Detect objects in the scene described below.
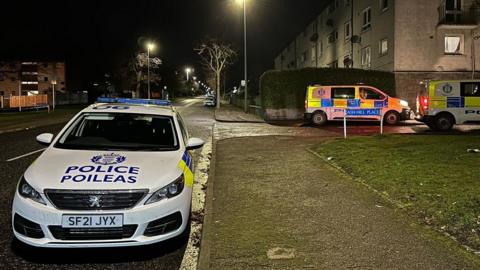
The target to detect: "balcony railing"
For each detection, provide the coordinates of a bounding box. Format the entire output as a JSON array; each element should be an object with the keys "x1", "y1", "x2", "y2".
[{"x1": 438, "y1": 0, "x2": 480, "y2": 25}]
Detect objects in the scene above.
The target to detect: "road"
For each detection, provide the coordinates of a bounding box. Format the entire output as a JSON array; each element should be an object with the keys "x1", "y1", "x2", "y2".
[{"x1": 0, "y1": 97, "x2": 214, "y2": 270}]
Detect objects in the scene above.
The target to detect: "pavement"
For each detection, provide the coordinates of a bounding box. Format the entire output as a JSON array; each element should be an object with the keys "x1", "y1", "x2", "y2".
[
  {"x1": 198, "y1": 135, "x2": 480, "y2": 270},
  {"x1": 214, "y1": 104, "x2": 264, "y2": 123},
  {"x1": 0, "y1": 97, "x2": 214, "y2": 270}
]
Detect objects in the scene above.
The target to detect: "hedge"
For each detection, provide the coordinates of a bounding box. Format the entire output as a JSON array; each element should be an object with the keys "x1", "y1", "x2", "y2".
[{"x1": 259, "y1": 68, "x2": 395, "y2": 109}]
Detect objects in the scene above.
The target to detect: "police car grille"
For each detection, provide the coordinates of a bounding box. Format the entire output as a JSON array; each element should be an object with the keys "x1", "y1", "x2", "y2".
[
  {"x1": 49, "y1": 225, "x2": 137, "y2": 240},
  {"x1": 44, "y1": 190, "x2": 148, "y2": 210}
]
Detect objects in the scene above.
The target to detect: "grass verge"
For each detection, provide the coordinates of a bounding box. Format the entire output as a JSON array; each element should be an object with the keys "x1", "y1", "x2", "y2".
[
  {"x1": 312, "y1": 135, "x2": 480, "y2": 251},
  {"x1": 0, "y1": 105, "x2": 85, "y2": 132}
]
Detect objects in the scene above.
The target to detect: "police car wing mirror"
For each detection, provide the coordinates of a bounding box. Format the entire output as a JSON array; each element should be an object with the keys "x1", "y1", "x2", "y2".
[
  {"x1": 186, "y1": 138, "x2": 205, "y2": 151},
  {"x1": 36, "y1": 133, "x2": 54, "y2": 146}
]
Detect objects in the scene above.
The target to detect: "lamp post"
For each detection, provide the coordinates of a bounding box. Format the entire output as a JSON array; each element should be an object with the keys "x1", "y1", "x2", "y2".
[
  {"x1": 237, "y1": 0, "x2": 248, "y2": 112},
  {"x1": 185, "y1": 67, "x2": 192, "y2": 82},
  {"x1": 146, "y1": 42, "x2": 155, "y2": 99},
  {"x1": 51, "y1": 79, "x2": 57, "y2": 110}
]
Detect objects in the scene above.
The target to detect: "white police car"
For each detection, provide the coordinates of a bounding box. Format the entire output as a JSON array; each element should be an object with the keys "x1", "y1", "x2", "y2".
[{"x1": 12, "y1": 98, "x2": 204, "y2": 248}]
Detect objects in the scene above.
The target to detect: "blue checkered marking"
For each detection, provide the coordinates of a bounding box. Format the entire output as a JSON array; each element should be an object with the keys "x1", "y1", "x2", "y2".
[
  {"x1": 182, "y1": 152, "x2": 193, "y2": 170},
  {"x1": 321, "y1": 99, "x2": 333, "y2": 107},
  {"x1": 347, "y1": 99, "x2": 361, "y2": 107},
  {"x1": 374, "y1": 100, "x2": 388, "y2": 108},
  {"x1": 447, "y1": 97, "x2": 464, "y2": 108}
]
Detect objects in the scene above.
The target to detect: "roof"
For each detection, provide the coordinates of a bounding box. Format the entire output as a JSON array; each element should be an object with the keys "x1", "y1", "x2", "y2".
[{"x1": 81, "y1": 103, "x2": 176, "y2": 117}]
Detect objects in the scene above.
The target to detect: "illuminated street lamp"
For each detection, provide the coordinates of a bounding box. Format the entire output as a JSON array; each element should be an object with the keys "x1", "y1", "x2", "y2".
[
  {"x1": 146, "y1": 42, "x2": 156, "y2": 99},
  {"x1": 185, "y1": 67, "x2": 193, "y2": 81},
  {"x1": 51, "y1": 79, "x2": 57, "y2": 110},
  {"x1": 236, "y1": 0, "x2": 248, "y2": 112}
]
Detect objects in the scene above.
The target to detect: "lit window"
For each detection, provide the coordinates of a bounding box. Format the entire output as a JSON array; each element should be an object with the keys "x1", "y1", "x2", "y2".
[
  {"x1": 445, "y1": 35, "x2": 463, "y2": 54},
  {"x1": 311, "y1": 46, "x2": 316, "y2": 61},
  {"x1": 361, "y1": 47, "x2": 371, "y2": 68},
  {"x1": 379, "y1": 39, "x2": 388, "y2": 56}
]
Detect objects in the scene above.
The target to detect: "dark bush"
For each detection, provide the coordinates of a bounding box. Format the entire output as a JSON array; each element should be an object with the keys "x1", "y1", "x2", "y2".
[{"x1": 260, "y1": 68, "x2": 395, "y2": 109}]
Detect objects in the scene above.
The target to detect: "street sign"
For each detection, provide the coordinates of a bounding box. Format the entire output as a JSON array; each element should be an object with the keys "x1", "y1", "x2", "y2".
[{"x1": 346, "y1": 109, "x2": 381, "y2": 116}]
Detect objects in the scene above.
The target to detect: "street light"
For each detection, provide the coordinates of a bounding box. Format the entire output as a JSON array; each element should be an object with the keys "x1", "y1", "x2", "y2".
[
  {"x1": 185, "y1": 67, "x2": 193, "y2": 81},
  {"x1": 236, "y1": 0, "x2": 248, "y2": 112},
  {"x1": 51, "y1": 79, "x2": 57, "y2": 110},
  {"x1": 146, "y1": 42, "x2": 156, "y2": 99}
]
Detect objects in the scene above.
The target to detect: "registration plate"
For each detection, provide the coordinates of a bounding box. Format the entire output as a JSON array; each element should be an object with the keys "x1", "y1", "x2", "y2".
[{"x1": 62, "y1": 214, "x2": 123, "y2": 228}]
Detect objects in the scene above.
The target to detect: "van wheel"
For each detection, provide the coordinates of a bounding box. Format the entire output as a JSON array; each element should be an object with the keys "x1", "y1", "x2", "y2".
[
  {"x1": 434, "y1": 114, "x2": 454, "y2": 131},
  {"x1": 312, "y1": 111, "x2": 327, "y2": 126},
  {"x1": 384, "y1": 111, "x2": 400, "y2": 125}
]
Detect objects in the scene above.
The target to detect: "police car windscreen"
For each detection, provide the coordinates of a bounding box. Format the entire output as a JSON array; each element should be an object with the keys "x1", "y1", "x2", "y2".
[{"x1": 55, "y1": 113, "x2": 179, "y2": 151}]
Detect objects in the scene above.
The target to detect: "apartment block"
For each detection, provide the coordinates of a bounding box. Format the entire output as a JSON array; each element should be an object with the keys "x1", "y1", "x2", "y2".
[
  {"x1": 0, "y1": 61, "x2": 66, "y2": 97},
  {"x1": 274, "y1": 0, "x2": 480, "y2": 107}
]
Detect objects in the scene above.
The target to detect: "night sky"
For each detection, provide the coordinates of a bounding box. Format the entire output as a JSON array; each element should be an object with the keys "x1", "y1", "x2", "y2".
[{"x1": 0, "y1": 0, "x2": 327, "y2": 91}]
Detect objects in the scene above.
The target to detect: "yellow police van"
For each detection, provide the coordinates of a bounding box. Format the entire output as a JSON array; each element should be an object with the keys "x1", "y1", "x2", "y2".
[
  {"x1": 305, "y1": 85, "x2": 410, "y2": 126},
  {"x1": 416, "y1": 80, "x2": 480, "y2": 131}
]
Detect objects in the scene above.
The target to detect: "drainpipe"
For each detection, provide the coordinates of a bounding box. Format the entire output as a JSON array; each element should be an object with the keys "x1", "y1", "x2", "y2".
[
  {"x1": 473, "y1": 28, "x2": 479, "y2": 79},
  {"x1": 350, "y1": 0, "x2": 355, "y2": 67}
]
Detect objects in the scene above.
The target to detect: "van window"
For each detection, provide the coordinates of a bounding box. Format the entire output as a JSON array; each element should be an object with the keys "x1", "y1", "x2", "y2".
[
  {"x1": 461, "y1": 82, "x2": 480, "y2": 97},
  {"x1": 332, "y1": 88, "x2": 355, "y2": 99},
  {"x1": 360, "y1": 87, "x2": 385, "y2": 100}
]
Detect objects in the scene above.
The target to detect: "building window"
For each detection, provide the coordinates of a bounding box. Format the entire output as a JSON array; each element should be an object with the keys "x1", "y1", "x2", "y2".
[
  {"x1": 379, "y1": 39, "x2": 388, "y2": 56},
  {"x1": 328, "y1": 30, "x2": 338, "y2": 44},
  {"x1": 380, "y1": 0, "x2": 388, "y2": 11},
  {"x1": 344, "y1": 55, "x2": 353, "y2": 68},
  {"x1": 311, "y1": 46, "x2": 317, "y2": 61},
  {"x1": 318, "y1": 41, "x2": 323, "y2": 58},
  {"x1": 445, "y1": 35, "x2": 463, "y2": 54},
  {"x1": 361, "y1": 46, "x2": 371, "y2": 68},
  {"x1": 344, "y1": 21, "x2": 352, "y2": 41},
  {"x1": 0, "y1": 91, "x2": 4, "y2": 96},
  {"x1": 362, "y1": 7, "x2": 372, "y2": 31},
  {"x1": 43, "y1": 63, "x2": 48, "y2": 68},
  {"x1": 345, "y1": 0, "x2": 351, "y2": 7},
  {"x1": 44, "y1": 77, "x2": 49, "y2": 82},
  {"x1": 301, "y1": 51, "x2": 307, "y2": 63}
]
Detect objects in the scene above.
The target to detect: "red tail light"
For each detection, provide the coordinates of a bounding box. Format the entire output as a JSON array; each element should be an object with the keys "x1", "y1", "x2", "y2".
[{"x1": 418, "y1": 96, "x2": 429, "y2": 114}]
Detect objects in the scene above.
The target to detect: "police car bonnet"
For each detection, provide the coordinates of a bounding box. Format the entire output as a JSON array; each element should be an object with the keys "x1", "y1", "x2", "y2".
[{"x1": 24, "y1": 149, "x2": 184, "y2": 191}]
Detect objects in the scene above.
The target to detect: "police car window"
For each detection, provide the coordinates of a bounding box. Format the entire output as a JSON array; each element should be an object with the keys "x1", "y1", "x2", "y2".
[
  {"x1": 360, "y1": 87, "x2": 385, "y2": 100},
  {"x1": 55, "y1": 113, "x2": 179, "y2": 151},
  {"x1": 332, "y1": 88, "x2": 355, "y2": 99},
  {"x1": 177, "y1": 114, "x2": 189, "y2": 144},
  {"x1": 461, "y1": 83, "x2": 480, "y2": 97}
]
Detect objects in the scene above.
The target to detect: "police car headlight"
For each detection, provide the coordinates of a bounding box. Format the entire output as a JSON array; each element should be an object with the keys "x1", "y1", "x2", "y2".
[
  {"x1": 400, "y1": 100, "x2": 409, "y2": 107},
  {"x1": 145, "y1": 174, "x2": 185, "y2": 205},
  {"x1": 18, "y1": 176, "x2": 46, "y2": 205}
]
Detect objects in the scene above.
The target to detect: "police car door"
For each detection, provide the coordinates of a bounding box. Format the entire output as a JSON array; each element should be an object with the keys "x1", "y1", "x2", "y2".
[
  {"x1": 462, "y1": 81, "x2": 480, "y2": 123},
  {"x1": 359, "y1": 87, "x2": 386, "y2": 119}
]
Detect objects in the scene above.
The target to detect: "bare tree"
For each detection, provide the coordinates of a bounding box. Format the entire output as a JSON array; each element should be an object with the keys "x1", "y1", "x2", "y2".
[
  {"x1": 129, "y1": 53, "x2": 162, "y2": 98},
  {"x1": 195, "y1": 38, "x2": 237, "y2": 108}
]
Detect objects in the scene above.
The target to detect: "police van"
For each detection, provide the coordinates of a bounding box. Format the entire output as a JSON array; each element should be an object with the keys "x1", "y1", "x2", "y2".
[
  {"x1": 416, "y1": 80, "x2": 480, "y2": 131},
  {"x1": 305, "y1": 85, "x2": 410, "y2": 126},
  {"x1": 12, "y1": 98, "x2": 204, "y2": 248}
]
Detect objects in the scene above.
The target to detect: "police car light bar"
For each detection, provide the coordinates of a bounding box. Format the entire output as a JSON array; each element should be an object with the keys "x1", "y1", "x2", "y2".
[{"x1": 97, "y1": 97, "x2": 172, "y2": 106}]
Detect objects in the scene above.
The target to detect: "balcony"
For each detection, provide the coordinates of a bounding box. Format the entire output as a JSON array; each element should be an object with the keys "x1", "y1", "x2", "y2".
[{"x1": 438, "y1": 0, "x2": 479, "y2": 28}]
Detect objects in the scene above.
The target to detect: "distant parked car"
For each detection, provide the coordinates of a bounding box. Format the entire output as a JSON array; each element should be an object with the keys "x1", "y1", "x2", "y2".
[{"x1": 204, "y1": 97, "x2": 216, "y2": 107}]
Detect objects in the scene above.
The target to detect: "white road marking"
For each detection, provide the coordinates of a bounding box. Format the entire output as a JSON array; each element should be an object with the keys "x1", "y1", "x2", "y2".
[{"x1": 6, "y1": 148, "x2": 46, "y2": 162}]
